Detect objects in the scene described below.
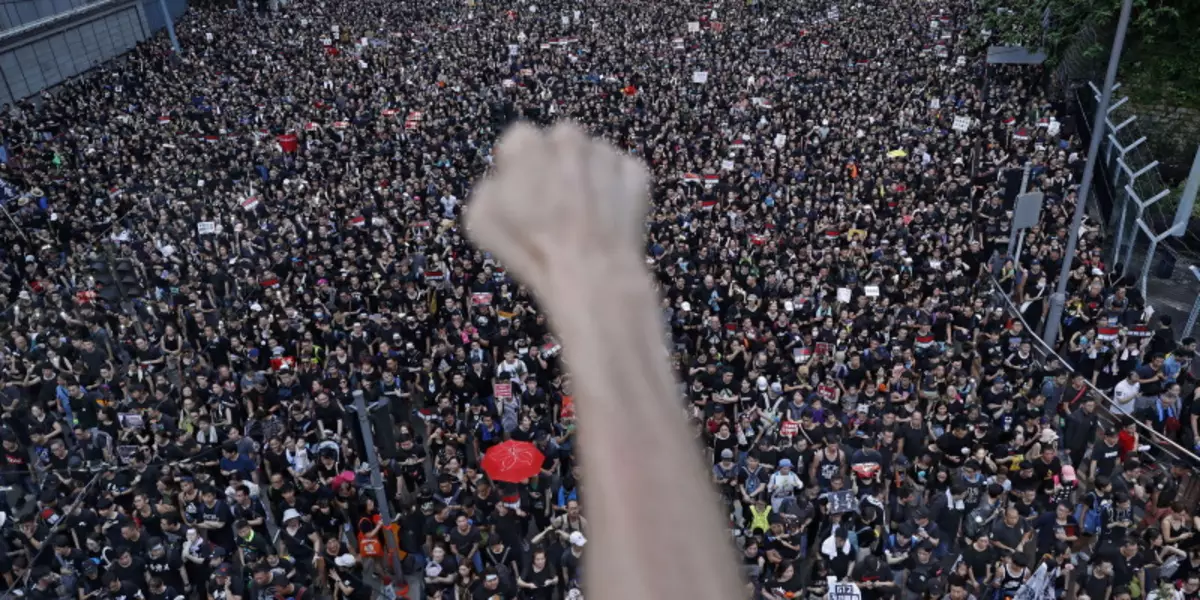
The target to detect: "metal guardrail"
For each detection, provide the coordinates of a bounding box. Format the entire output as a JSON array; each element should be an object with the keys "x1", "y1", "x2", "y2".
[{"x1": 984, "y1": 273, "x2": 1200, "y2": 466}]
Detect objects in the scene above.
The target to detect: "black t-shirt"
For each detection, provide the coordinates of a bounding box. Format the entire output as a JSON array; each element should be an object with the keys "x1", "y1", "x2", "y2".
[
  {"x1": 1032, "y1": 456, "x2": 1063, "y2": 496},
  {"x1": 1091, "y1": 440, "x2": 1121, "y2": 477},
  {"x1": 472, "y1": 584, "x2": 514, "y2": 600},
  {"x1": 447, "y1": 526, "x2": 482, "y2": 559},
  {"x1": 1076, "y1": 570, "x2": 1112, "y2": 600},
  {"x1": 961, "y1": 543, "x2": 996, "y2": 580},
  {"x1": 111, "y1": 558, "x2": 145, "y2": 589},
  {"x1": 145, "y1": 552, "x2": 184, "y2": 590},
  {"x1": 520, "y1": 564, "x2": 557, "y2": 600},
  {"x1": 1099, "y1": 544, "x2": 1145, "y2": 587}
]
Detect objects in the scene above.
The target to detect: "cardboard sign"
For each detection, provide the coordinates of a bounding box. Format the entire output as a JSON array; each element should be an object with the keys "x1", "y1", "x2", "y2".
[
  {"x1": 471, "y1": 292, "x2": 493, "y2": 306},
  {"x1": 836, "y1": 287, "x2": 852, "y2": 303},
  {"x1": 687, "y1": 21, "x2": 700, "y2": 33},
  {"x1": 493, "y1": 382, "x2": 513, "y2": 399},
  {"x1": 827, "y1": 490, "x2": 859, "y2": 514},
  {"x1": 197, "y1": 221, "x2": 216, "y2": 235},
  {"x1": 952, "y1": 115, "x2": 971, "y2": 132},
  {"x1": 780, "y1": 421, "x2": 799, "y2": 437},
  {"x1": 692, "y1": 71, "x2": 708, "y2": 84},
  {"x1": 829, "y1": 580, "x2": 863, "y2": 600},
  {"x1": 119, "y1": 412, "x2": 144, "y2": 429}
]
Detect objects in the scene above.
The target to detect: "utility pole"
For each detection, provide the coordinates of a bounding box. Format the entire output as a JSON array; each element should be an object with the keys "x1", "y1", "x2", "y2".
[
  {"x1": 1042, "y1": 0, "x2": 1134, "y2": 347},
  {"x1": 351, "y1": 390, "x2": 406, "y2": 595},
  {"x1": 159, "y1": 0, "x2": 181, "y2": 54}
]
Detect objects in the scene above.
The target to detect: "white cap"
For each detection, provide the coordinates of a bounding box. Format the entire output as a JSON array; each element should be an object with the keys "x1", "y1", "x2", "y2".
[
  {"x1": 334, "y1": 554, "x2": 356, "y2": 568},
  {"x1": 282, "y1": 508, "x2": 302, "y2": 522},
  {"x1": 756, "y1": 376, "x2": 768, "y2": 390},
  {"x1": 681, "y1": 301, "x2": 691, "y2": 312},
  {"x1": 569, "y1": 531, "x2": 588, "y2": 547}
]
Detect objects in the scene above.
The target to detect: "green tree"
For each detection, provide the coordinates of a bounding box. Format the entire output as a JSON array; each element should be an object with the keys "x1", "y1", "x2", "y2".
[{"x1": 979, "y1": 0, "x2": 1200, "y2": 109}]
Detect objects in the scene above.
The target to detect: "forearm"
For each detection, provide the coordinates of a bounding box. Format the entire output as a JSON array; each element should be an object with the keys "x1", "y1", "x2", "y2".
[{"x1": 542, "y1": 252, "x2": 743, "y2": 600}]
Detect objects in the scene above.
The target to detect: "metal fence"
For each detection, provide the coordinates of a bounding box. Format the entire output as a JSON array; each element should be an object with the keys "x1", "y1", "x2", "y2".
[
  {"x1": 985, "y1": 274, "x2": 1200, "y2": 503},
  {"x1": 1054, "y1": 17, "x2": 1200, "y2": 340}
]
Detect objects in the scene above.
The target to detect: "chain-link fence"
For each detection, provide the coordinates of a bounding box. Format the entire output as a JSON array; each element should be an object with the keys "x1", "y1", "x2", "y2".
[{"x1": 1056, "y1": 21, "x2": 1200, "y2": 340}]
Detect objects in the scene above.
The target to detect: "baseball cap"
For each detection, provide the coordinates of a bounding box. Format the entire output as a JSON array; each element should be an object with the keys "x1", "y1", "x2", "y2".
[{"x1": 569, "y1": 532, "x2": 587, "y2": 547}]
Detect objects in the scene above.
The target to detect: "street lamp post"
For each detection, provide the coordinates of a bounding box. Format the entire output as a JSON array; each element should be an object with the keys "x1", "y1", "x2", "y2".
[{"x1": 1042, "y1": 0, "x2": 1134, "y2": 347}]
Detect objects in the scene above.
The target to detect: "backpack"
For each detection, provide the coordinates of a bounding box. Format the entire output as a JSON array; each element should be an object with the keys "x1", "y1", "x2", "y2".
[
  {"x1": 964, "y1": 501, "x2": 999, "y2": 540},
  {"x1": 1074, "y1": 493, "x2": 1103, "y2": 535}
]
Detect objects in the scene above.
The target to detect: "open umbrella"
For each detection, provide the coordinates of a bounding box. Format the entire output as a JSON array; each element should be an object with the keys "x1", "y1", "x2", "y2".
[{"x1": 481, "y1": 440, "x2": 545, "y2": 483}]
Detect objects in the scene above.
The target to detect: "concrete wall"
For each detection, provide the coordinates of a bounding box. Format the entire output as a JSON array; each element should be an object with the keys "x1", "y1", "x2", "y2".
[
  {"x1": 1133, "y1": 104, "x2": 1200, "y2": 177},
  {"x1": 0, "y1": 0, "x2": 106, "y2": 32},
  {"x1": 0, "y1": 0, "x2": 186, "y2": 107}
]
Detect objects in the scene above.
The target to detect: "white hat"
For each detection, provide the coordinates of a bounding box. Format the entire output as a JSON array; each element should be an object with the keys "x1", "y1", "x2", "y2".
[
  {"x1": 681, "y1": 301, "x2": 691, "y2": 312},
  {"x1": 1039, "y1": 428, "x2": 1059, "y2": 445},
  {"x1": 282, "y1": 508, "x2": 302, "y2": 522},
  {"x1": 569, "y1": 531, "x2": 588, "y2": 547},
  {"x1": 334, "y1": 554, "x2": 356, "y2": 568},
  {"x1": 756, "y1": 376, "x2": 768, "y2": 390}
]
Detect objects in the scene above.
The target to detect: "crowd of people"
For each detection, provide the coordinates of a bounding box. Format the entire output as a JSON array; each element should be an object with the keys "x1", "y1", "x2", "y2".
[{"x1": 0, "y1": 0, "x2": 1196, "y2": 598}]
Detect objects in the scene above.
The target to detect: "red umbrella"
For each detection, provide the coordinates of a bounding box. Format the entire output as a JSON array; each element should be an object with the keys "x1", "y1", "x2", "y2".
[{"x1": 481, "y1": 440, "x2": 545, "y2": 483}]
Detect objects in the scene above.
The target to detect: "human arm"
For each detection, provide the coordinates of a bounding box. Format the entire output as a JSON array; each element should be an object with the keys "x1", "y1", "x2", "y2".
[{"x1": 465, "y1": 123, "x2": 744, "y2": 600}]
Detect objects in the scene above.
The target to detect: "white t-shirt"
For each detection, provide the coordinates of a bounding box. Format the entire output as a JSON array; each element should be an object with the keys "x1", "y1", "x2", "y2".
[{"x1": 1113, "y1": 379, "x2": 1140, "y2": 414}]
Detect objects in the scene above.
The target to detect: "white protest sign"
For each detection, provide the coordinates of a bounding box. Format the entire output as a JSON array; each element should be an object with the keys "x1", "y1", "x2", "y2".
[
  {"x1": 836, "y1": 288, "x2": 852, "y2": 303},
  {"x1": 687, "y1": 21, "x2": 700, "y2": 33},
  {"x1": 865, "y1": 285, "x2": 880, "y2": 298},
  {"x1": 692, "y1": 71, "x2": 708, "y2": 84},
  {"x1": 952, "y1": 115, "x2": 971, "y2": 132},
  {"x1": 828, "y1": 579, "x2": 863, "y2": 600},
  {"x1": 197, "y1": 222, "x2": 216, "y2": 235},
  {"x1": 929, "y1": 97, "x2": 940, "y2": 109},
  {"x1": 773, "y1": 133, "x2": 787, "y2": 149},
  {"x1": 509, "y1": 44, "x2": 519, "y2": 56},
  {"x1": 573, "y1": 10, "x2": 580, "y2": 21},
  {"x1": 206, "y1": 32, "x2": 213, "y2": 42},
  {"x1": 1047, "y1": 119, "x2": 1062, "y2": 137},
  {"x1": 561, "y1": 15, "x2": 569, "y2": 25},
  {"x1": 721, "y1": 160, "x2": 735, "y2": 171}
]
